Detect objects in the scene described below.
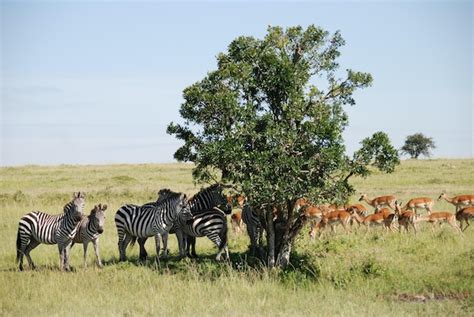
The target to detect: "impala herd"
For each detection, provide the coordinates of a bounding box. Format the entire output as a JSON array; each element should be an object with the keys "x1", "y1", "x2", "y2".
[{"x1": 229, "y1": 193, "x2": 474, "y2": 240}]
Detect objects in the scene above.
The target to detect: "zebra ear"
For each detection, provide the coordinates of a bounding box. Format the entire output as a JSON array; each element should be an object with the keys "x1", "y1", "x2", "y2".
[
  {"x1": 74, "y1": 191, "x2": 86, "y2": 199},
  {"x1": 102, "y1": 204, "x2": 108, "y2": 211}
]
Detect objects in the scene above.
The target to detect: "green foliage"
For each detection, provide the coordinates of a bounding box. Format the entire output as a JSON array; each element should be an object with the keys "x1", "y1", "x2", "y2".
[
  {"x1": 400, "y1": 133, "x2": 436, "y2": 159},
  {"x1": 168, "y1": 25, "x2": 399, "y2": 210},
  {"x1": 168, "y1": 25, "x2": 400, "y2": 266}
]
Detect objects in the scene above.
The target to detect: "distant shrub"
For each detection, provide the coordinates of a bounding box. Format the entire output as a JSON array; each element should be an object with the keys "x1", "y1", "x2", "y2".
[
  {"x1": 13, "y1": 190, "x2": 27, "y2": 203},
  {"x1": 357, "y1": 256, "x2": 387, "y2": 278}
]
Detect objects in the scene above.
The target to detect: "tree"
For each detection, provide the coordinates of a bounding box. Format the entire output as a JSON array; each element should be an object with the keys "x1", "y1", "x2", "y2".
[
  {"x1": 400, "y1": 133, "x2": 436, "y2": 159},
  {"x1": 167, "y1": 25, "x2": 399, "y2": 268}
]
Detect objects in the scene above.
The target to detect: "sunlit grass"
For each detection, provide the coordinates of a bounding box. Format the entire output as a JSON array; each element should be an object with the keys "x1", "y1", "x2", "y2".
[{"x1": 0, "y1": 159, "x2": 473, "y2": 316}]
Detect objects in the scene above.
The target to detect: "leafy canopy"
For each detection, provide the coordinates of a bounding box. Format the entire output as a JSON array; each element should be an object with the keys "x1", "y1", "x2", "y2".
[
  {"x1": 400, "y1": 133, "x2": 436, "y2": 159},
  {"x1": 168, "y1": 25, "x2": 399, "y2": 208}
]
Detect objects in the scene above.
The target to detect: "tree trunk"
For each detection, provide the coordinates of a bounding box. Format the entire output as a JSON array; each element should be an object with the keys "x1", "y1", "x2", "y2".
[
  {"x1": 275, "y1": 213, "x2": 307, "y2": 268},
  {"x1": 265, "y1": 207, "x2": 275, "y2": 268},
  {"x1": 275, "y1": 239, "x2": 292, "y2": 268}
]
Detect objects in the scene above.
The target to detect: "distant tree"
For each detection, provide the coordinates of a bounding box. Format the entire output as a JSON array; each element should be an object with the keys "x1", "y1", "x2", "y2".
[
  {"x1": 400, "y1": 133, "x2": 436, "y2": 159},
  {"x1": 167, "y1": 25, "x2": 399, "y2": 268}
]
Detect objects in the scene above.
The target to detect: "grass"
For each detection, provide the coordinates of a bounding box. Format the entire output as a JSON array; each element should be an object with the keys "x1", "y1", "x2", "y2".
[{"x1": 0, "y1": 159, "x2": 473, "y2": 316}]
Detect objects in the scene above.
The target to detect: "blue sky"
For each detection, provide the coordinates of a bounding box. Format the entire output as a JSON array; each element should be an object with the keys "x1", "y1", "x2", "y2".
[{"x1": 1, "y1": 1, "x2": 472, "y2": 166}]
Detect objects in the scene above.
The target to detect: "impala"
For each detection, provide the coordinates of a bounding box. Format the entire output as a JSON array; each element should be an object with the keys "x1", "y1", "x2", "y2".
[
  {"x1": 438, "y1": 193, "x2": 474, "y2": 212},
  {"x1": 309, "y1": 209, "x2": 352, "y2": 239},
  {"x1": 359, "y1": 207, "x2": 397, "y2": 232},
  {"x1": 456, "y1": 207, "x2": 474, "y2": 232},
  {"x1": 419, "y1": 211, "x2": 462, "y2": 233},
  {"x1": 394, "y1": 201, "x2": 417, "y2": 234},
  {"x1": 359, "y1": 194, "x2": 396, "y2": 210},
  {"x1": 346, "y1": 204, "x2": 368, "y2": 217},
  {"x1": 230, "y1": 211, "x2": 243, "y2": 234},
  {"x1": 295, "y1": 198, "x2": 328, "y2": 224},
  {"x1": 401, "y1": 197, "x2": 433, "y2": 215}
]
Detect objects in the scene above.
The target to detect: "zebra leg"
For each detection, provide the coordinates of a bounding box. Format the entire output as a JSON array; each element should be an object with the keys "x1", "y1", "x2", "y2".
[
  {"x1": 153, "y1": 233, "x2": 166, "y2": 265},
  {"x1": 83, "y1": 241, "x2": 89, "y2": 268},
  {"x1": 214, "y1": 227, "x2": 229, "y2": 261},
  {"x1": 137, "y1": 237, "x2": 148, "y2": 261},
  {"x1": 63, "y1": 244, "x2": 73, "y2": 271},
  {"x1": 24, "y1": 239, "x2": 40, "y2": 270},
  {"x1": 118, "y1": 233, "x2": 132, "y2": 262},
  {"x1": 188, "y1": 236, "x2": 197, "y2": 258},
  {"x1": 58, "y1": 244, "x2": 72, "y2": 271},
  {"x1": 92, "y1": 239, "x2": 103, "y2": 268},
  {"x1": 161, "y1": 234, "x2": 169, "y2": 258},
  {"x1": 174, "y1": 229, "x2": 186, "y2": 259},
  {"x1": 183, "y1": 233, "x2": 193, "y2": 258}
]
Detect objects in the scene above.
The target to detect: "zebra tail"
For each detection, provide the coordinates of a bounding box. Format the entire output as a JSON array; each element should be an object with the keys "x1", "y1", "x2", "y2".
[
  {"x1": 16, "y1": 228, "x2": 22, "y2": 263},
  {"x1": 130, "y1": 236, "x2": 137, "y2": 248}
]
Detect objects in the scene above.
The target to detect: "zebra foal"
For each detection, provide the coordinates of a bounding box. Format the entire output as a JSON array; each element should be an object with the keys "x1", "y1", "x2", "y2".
[
  {"x1": 16, "y1": 192, "x2": 86, "y2": 271},
  {"x1": 72, "y1": 203, "x2": 107, "y2": 268}
]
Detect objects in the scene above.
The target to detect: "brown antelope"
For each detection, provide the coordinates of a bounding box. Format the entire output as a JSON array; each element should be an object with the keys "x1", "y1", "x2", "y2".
[
  {"x1": 309, "y1": 209, "x2": 352, "y2": 239},
  {"x1": 346, "y1": 204, "x2": 368, "y2": 217},
  {"x1": 418, "y1": 211, "x2": 462, "y2": 233},
  {"x1": 394, "y1": 201, "x2": 417, "y2": 234},
  {"x1": 401, "y1": 197, "x2": 433, "y2": 215},
  {"x1": 359, "y1": 207, "x2": 396, "y2": 232},
  {"x1": 230, "y1": 211, "x2": 243, "y2": 234},
  {"x1": 438, "y1": 193, "x2": 474, "y2": 212},
  {"x1": 456, "y1": 207, "x2": 474, "y2": 232},
  {"x1": 359, "y1": 194, "x2": 397, "y2": 210}
]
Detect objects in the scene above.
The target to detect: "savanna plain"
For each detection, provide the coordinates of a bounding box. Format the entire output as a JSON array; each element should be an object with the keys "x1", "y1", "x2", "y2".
[{"x1": 0, "y1": 159, "x2": 473, "y2": 316}]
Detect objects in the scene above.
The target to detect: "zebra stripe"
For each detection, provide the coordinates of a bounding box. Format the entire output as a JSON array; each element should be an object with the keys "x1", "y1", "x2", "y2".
[
  {"x1": 242, "y1": 204, "x2": 264, "y2": 257},
  {"x1": 72, "y1": 204, "x2": 107, "y2": 268},
  {"x1": 178, "y1": 209, "x2": 229, "y2": 260},
  {"x1": 16, "y1": 192, "x2": 86, "y2": 271},
  {"x1": 187, "y1": 184, "x2": 232, "y2": 214},
  {"x1": 164, "y1": 185, "x2": 231, "y2": 260},
  {"x1": 137, "y1": 185, "x2": 232, "y2": 260},
  {"x1": 114, "y1": 190, "x2": 190, "y2": 262}
]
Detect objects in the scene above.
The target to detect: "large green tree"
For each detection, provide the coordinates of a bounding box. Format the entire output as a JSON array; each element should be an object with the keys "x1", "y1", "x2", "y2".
[
  {"x1": 400, "y1": 133, "x2": 436, "y2": 159},
  {"x1": 168, "y1": 25, "x2": 399, "y2": 267}
]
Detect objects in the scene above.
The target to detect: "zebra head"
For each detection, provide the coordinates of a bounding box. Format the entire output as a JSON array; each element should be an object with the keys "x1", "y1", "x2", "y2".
[
  {"x1": 190, "y1": 184, "x2": 232, "y2": 214},
  {"x1": 156, "y1": 188, "x2": 175, "y2": 203},
  {"x1": 67, "y1": 192, "x2": 86, "y2": 221},
  {"x1": 90, "y1": 203, "x2": 107, "y2": 234},
  {"x1": 178, "y1": 194, "x2": 193, "y2": 221}
]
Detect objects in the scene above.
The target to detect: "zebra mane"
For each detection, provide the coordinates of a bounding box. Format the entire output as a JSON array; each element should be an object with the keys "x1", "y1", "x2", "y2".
[
  {"x1": 63, "y1": 201, "x2": 74, "y2": 214},
  {"x1": 148, "y1": 189, "x2": 184, "y2": 208},
  {"x1": 190, "y1": 184, "x2": 222, "y2": 202}
]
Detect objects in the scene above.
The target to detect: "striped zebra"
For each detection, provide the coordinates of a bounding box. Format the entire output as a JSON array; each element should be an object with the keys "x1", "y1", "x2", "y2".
[
  {"x1": 242, "y1": 203, "x2": 265, "y2": 258},
  {"x1": 114, "y1": 189, "x2": 191, "y2": 262},
  {"x1": 71, "y1": 204, "x2": 107, "y2": 268},
  {"x1": 137, "y1": 184, "x2": 232, "y2": 260},
  {"x1": 16, "y1": 192, "x2": 86, "y2": 271},
  {"x1": 168, "y1": 184, "x2": 232, "y2": 259}
]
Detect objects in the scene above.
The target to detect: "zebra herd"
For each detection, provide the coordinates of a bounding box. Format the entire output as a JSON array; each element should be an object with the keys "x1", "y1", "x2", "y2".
[{"x1": 16, "y1": 185, "x2": 232, "y2": 271}]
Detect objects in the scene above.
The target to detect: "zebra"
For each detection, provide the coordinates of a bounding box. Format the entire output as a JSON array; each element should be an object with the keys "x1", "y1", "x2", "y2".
[
  {"x1": 136, "y1": 184, "x2": 232, "y2": 260},
  {"x1": 242, "y1": 203, "x2": 265, "y2": 258},
  {"x1": 167, "y1": 184, "x2": 232, "y2": 259},
  {"x1": 114, "y1": 189, "x2": 191, "y2": 262},
  {"x1": 71, "y1": 203, "x2": 107, "y2": 268},
  {"x1": 16, "y1": 192, "x2": 86, "y2": 271}
]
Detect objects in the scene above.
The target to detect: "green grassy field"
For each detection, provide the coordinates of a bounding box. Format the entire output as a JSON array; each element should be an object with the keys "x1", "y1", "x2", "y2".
[{"x1": 0, "y1": 159, "x2": 473, "y2": 316}]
